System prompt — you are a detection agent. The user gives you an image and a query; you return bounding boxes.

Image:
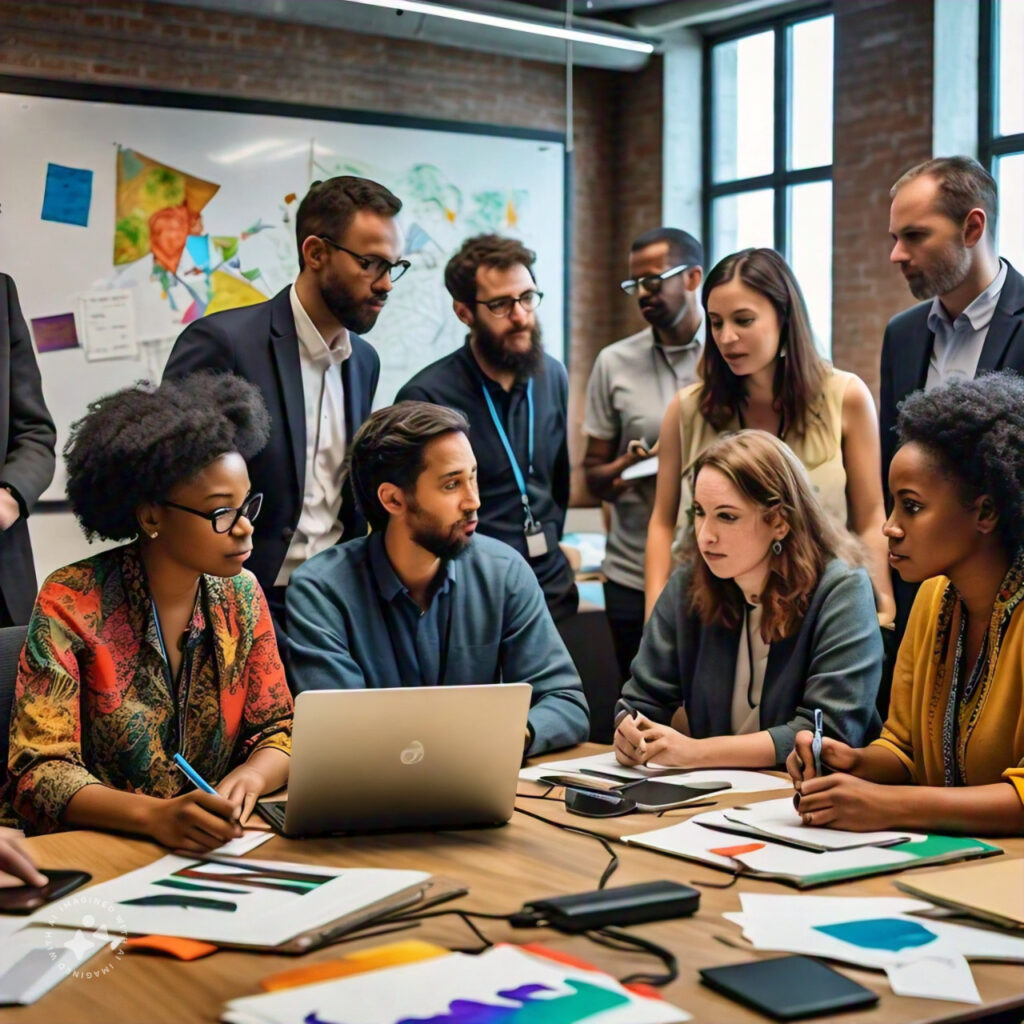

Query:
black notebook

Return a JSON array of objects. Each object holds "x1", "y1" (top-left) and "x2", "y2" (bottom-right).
[{"x1": 699, "y1": 955, "x2": 879, "y2": 1020}]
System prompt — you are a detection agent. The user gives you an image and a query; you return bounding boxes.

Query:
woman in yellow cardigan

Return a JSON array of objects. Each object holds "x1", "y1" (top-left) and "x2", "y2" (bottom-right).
[{"x1": 788, "y1": 372, "x2": 1024, "y2": 835}]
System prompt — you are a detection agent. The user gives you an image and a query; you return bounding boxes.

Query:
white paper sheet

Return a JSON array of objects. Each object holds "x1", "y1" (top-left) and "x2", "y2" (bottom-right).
[
  {"x1": 724, "y1": 893, "x2": 1024, "y2": 1004},
  {"x1": 75, "y1": 289, "x2": 138, "y2": 361},
  {"x1": 719, "y1": 797, "x2": 914, "y2": 850},
  {"x1": 43, "y1": 854, "x2": 428, "y2": 947},
  {"x1": 521, "y1": 752, "x2": 791, "y2": 794},
  {"x1": 221, "y1": 945, "x2": 689, "y2": 1024},
  {"x1": 211, "y1": 831, "x2": 275, "y2": 857},
  {"x1": 621, "y1": 455, "x2": 659, "y2": 481}
]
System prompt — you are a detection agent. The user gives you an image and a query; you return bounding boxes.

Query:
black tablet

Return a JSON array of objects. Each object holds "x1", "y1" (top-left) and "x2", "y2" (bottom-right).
[{"x1": 700, "y1": 955, "x2": 879, "y2": 1020}]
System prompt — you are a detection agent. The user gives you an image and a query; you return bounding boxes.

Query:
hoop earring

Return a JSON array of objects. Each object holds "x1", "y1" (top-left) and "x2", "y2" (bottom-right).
[{"x1": 771, "y1": 539, "x2": 783, "y2": 556}]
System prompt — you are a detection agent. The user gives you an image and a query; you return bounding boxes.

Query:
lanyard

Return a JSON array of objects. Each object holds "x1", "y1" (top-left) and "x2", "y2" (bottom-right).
[{"x1": 480, "y1": 377, "x2": 536, "y2": 527}]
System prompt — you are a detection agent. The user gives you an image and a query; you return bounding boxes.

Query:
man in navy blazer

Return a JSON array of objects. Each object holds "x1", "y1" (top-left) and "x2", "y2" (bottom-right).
[
  {"x1": 882, "y1": 156, "x2": 1024, "y2": 635},
  {"x1": 164, "y1": 176, "x2": 407, "y2": 634}
]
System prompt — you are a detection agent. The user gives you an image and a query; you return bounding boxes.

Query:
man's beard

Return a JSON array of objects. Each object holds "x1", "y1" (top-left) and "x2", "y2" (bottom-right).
[
  {"x1": 473, "y1": 320, "x2": 544, "y2": 379},
  {"x1": 320, "y1": 276, "x2": 385, "y2": 335},
  {"x1": 905, "y1": 243, "x2": 972, "y2": 300},
  {"x1": 408, "y1": 503, "x2": 475, "y2": 561}
]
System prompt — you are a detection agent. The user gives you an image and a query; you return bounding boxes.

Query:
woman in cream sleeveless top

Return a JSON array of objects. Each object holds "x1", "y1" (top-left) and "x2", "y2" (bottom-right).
[{"x1": 645, "y1": 249, "x2": 894, "y2": 625}]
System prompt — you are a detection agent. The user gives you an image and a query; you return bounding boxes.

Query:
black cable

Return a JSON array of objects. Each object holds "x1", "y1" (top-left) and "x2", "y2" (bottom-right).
[
  {"x1": 513, "y1": 805, "x2": 621, "y2": 889},
  {"x1": 589, "y1": 926, "x2": 679, "y2": 987}
]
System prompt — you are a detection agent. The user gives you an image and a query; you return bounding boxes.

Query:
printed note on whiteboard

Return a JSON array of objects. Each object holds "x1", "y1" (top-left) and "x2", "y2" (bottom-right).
[{"x1": 76, "y1": 290, "x2": 138, "y2": 362}]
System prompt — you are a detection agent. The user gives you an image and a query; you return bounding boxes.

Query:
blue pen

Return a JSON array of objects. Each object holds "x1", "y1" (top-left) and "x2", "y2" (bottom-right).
[
  {"x1": 811, "y1": 708, "x2": 824, "y2": 777},
  {"x1": 173, "y1": 753, "x2": 217, "y2": 795}
]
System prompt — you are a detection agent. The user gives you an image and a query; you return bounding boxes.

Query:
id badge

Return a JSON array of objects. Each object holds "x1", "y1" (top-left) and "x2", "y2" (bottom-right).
[{"x1": 525, "y1": 523, "x2": 549, "y2": 559}]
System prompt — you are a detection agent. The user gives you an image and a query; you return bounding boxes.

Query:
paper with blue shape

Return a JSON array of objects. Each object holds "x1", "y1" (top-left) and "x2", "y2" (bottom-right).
[
  {"x1": 41, "y1": 162, "x2": 93, "y2": 227},
  {"x1": 814, "y1": 917, "x2": 938, "y2": 953}
]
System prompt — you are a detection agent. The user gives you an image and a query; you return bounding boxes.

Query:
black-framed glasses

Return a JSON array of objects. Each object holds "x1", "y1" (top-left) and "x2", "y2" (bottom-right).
[
  {"x1": 161, "y1": 492, "x2": 263, "y2": 534},
  {"x1": 318, "y1": 235, "x2": 410, "y2": 283},
  {"x1": 620, "y1": 264, "x2": 690, "y2": 297},
  {"x1": 474, "y1": 290, "x2": 544, "y2": 318}
]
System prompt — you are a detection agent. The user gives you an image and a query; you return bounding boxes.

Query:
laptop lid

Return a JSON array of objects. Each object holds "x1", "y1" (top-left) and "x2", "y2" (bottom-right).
[{"x1": 282, "y1": 684, "x2": 532, "y2": 837}]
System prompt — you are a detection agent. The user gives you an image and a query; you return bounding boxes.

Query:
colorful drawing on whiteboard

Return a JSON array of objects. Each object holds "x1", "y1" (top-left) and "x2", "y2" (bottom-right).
[{"x1": 113, "y1": 147, "x2": 288, "y2": 330}]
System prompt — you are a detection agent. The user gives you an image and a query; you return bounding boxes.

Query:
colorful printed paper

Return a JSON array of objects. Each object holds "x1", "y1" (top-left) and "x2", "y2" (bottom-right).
[
  {"x1": 220, "y1": 945, "x2": 688, "y2": 1024},
  {"x1": 41, "y1": 162, "x2": 93, "y2": 227},
  {"x1": 114, "y1": 147, "x2": 220, "y2": 270},
  {"x1": 29, "y1": 312, "x2": 80, "y2": 353}
]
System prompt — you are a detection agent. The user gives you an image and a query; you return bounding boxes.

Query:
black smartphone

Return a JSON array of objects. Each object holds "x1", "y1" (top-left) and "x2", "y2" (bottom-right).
[{"x1": 0, "y1": 869, "x2": 92, "y2": 914}]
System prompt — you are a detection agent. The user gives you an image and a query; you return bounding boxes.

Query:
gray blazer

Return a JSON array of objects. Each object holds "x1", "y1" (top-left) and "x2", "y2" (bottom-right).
[{"x1": 619, "y1": 558, "x2": 882, "y2": 764}]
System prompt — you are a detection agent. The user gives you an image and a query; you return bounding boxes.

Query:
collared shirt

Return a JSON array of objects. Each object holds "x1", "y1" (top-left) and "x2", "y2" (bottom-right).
[
  {"x1": 276, "y1": 284, "x2": 351, "y2": 585},
  {"x1": 583, "y1": 325, "x2": 703, "y2": 591},
  {"x1": 284, "y1": 532, "x2": 590, "y2": 756},
  {"x1": 925, "y1": 260, "x2": 1008, "y2": 390},
  {"x1": 2, "y1": 543, "x2": 293, "y2": 834},
  {"x1": 396, "y1": 341, "x2": 576, "y2": 619}
]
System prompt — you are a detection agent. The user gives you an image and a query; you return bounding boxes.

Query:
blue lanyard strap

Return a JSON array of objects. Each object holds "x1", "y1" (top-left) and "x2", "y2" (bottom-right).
[{"x1": 480, "y1": 377, "x2": 535, "y2": 523}]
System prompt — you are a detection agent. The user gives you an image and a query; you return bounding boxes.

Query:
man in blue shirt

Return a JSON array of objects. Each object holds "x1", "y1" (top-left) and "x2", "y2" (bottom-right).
[
  {"x1": 396, "y1": 235, "x2": 577, "y2": 622},
  {"x1": 285, "y1": 401, "x2": 589, "y2": 756}
]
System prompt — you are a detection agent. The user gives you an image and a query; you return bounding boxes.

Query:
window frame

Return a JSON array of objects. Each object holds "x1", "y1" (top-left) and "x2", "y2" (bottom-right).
[
  {"x1": 701, "y1": 3, "x2": 834, "y2": 267},
  {"x1": 979, "y1": 0, "x2": 1024, "y2": 171}
]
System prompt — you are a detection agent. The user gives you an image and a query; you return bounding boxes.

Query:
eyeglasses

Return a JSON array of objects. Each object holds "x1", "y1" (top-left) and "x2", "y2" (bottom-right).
[
  {"x1": 620, "y1": 264, "x2": 690, "y2": 297},
  {"x1": 161, "y1": 492, "x2": 263, "y2": 534},
  {"x1": 474, "y1": 290, "x2": 544, "y2": 318},
  {"x1": 318, "y1": 236, "x2": 411, "y2": 283}
]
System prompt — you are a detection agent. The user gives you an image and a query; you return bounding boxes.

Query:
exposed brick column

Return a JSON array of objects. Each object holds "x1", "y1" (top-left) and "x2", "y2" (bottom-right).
[{"x1": 831, "y1": 0, "x2": 934, "y2": 397}]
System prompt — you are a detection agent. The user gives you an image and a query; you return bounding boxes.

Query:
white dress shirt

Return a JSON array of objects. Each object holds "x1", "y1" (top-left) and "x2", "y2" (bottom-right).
[
  {"x1": 925, "y1": 260, "x2": 1008, "y2": 390},
  {"x1": 275, "y1": 285, "x2": 351, "y2": 586}
]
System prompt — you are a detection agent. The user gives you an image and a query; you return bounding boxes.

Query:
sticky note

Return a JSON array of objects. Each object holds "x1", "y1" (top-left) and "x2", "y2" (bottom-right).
[
  {"x1": 709, "y1": 842, "x2": 766, "y2": 857},
  {"x1": 30, "y1": 312, "x2": 80, "y2": 353},
  {"x1": 41, "y1": 162, "x2": 93, "y2": 227}
]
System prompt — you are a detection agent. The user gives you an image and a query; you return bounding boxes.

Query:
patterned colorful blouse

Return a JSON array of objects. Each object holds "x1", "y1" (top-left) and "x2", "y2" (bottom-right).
[{"x1": 3, "y1": 543, "x2": 292, "y2": 834}]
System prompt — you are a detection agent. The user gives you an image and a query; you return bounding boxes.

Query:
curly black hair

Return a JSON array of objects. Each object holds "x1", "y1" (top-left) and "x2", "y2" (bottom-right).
[
  {"x1": 64, "y1": 372, "x2": 270, "y2": 542},
  {"x1": 896, "y1": 371, "x2": 1024, "y2": 554}
]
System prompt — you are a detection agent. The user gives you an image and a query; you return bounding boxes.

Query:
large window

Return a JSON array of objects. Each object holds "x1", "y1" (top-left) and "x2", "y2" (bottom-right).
[
  {"x1": 703, "y1": 8, "x2": 834, "y2": 354},
  {"x1": 980, "y1": 0, "x2": 1024, "y2": 270}
]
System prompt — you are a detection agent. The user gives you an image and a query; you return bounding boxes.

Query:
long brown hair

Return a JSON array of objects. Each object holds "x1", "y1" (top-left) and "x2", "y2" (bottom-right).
[
  {"x1": 698, "y1": 248, "x2": 827, "y2": 435},
  {"x1": 685, "y1": 430, "x2": 862, "y2": 642}
]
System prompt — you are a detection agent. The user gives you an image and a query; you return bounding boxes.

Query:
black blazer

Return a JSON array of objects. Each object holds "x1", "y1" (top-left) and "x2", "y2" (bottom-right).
[
  {"x1": 163, "y1": 286, "x2": 380, "y2": 594},
  {"x1": 0, "y1": 274, "x2": 56, "y2": 624},
  {"x1": 880, "y1": 260, "x2": 1024, "y2": 487},
  {"x1": 880, "y1": 261, "x2": 1024, "y2": 638}
]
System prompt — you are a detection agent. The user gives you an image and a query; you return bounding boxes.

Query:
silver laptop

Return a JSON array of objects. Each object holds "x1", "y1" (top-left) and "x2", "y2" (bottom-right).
[{"x1": 257, "y1": 684, "x2": 532, "y2": 837}]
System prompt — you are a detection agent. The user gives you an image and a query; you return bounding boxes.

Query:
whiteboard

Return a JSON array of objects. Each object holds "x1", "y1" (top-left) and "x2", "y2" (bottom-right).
[{"x1": 0, "y1": 82, "x2": 566, "y2": 500}]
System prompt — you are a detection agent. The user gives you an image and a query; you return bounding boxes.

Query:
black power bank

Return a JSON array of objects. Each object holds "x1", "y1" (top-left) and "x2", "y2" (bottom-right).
[
  {"x1": 700, "y1": 955, "x2": 879, "y2": 1020},
  {"x1": 520, "y1": 880, "x2": 700, "y2": 933}
]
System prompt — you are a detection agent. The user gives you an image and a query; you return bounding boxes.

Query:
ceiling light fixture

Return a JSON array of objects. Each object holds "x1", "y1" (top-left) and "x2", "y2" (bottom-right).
[{"x1": 340, "y1": 0, "x2": 655, "y2": 53}]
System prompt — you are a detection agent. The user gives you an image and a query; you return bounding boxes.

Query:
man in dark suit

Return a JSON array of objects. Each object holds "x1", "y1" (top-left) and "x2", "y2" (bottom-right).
[
  {"x1": 164, "y1": 177, "x2": 407, "y2": 634},
  {"x1": 0, "y1": 273, "x2": 56, "y2": 626},
  {"x1": 882, "y1": 156, "x2": 1024, "y2": 635}
]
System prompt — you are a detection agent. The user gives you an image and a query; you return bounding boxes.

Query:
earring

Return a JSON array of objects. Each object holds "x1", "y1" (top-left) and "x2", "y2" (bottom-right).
[
  {"x1": 778, "y1": 344, "x2": 787, "y2": 359},
  {"x1": 149, "y1": 531, "x2": 159, "y2": 539},
  {"x1": 771, "y1": 539, "x2": 783, "y2": 555}
]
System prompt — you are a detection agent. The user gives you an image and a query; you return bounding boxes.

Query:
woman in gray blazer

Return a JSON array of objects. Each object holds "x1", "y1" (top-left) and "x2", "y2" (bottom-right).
[{"x1": 617, "y1": 430, "x2": 882, "y2": 769}]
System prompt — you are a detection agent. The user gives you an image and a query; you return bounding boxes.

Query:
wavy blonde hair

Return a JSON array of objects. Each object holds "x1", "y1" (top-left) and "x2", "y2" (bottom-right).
[{"x1": 685, "y1": 430, "x2": 863, "y2": 642}]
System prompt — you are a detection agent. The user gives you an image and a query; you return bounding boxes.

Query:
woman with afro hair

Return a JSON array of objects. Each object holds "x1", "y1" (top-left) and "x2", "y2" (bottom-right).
[
  {"x1": 2, "y1": 373, "x2": 292, "y2": 850},
  {"x1": 789, "y1": 371, "x2": 1024, "y2": 835}
]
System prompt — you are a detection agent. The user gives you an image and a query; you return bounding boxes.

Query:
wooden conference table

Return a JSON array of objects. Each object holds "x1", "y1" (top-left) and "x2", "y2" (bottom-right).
[{"x1": 3, "y1": 745, "x2": 1023, "y2": 1024}]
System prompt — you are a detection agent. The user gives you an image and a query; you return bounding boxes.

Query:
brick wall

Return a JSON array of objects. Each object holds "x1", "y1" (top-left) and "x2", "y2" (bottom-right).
[
  {"x1": 0, "y1": 0, "x2": 663, "y2": 503},
  {"x1": 831, "y1": 0, "x2": 934, "y2": 396}
]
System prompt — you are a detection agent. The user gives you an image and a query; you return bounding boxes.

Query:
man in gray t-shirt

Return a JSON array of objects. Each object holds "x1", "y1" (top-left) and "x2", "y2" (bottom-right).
[{"x1": 583, "y1": 227, "x2": 704, "y2": 681}]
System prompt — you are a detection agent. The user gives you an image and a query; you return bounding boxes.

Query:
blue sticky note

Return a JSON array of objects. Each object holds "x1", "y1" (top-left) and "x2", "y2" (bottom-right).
[
  {"x1": 186, "y1": 234, "x2": 211, "y2": 271},
  {"x1": 814, "y1": 917, "x2": 938, "y2": 953},
  {"x1": 41, "y1": 163, "x2": 93, "y2": 227}
]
